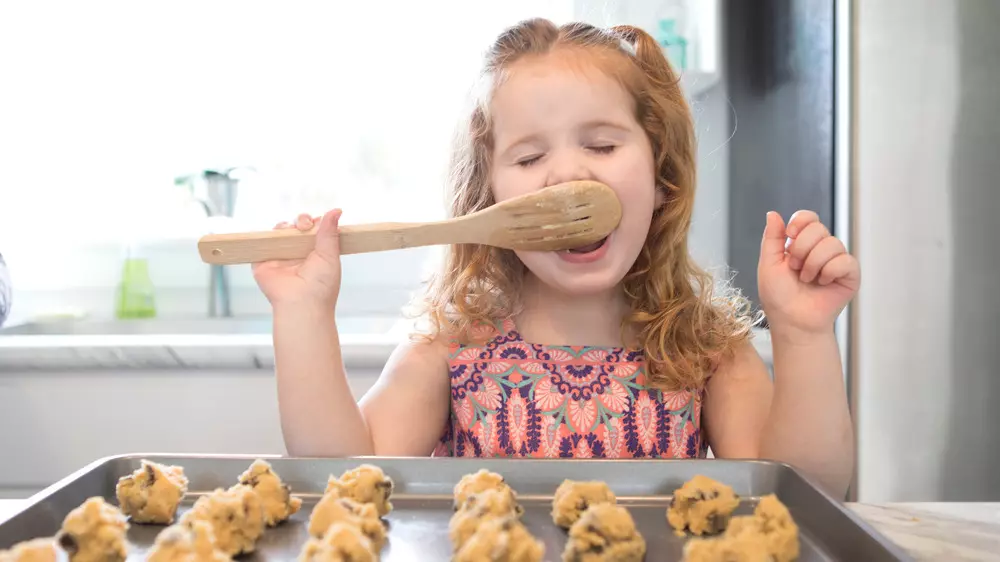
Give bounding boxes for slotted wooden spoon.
[197,180,621,265]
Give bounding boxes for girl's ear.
[655,183,668,208]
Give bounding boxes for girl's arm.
[274,301,451,457]
[705,210,858,498]
[703,337,854,498]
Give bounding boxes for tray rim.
[8,453,914,561]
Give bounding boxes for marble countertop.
[1,499,998,560]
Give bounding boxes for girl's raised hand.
[757,210,860,341]
[251,209,344,308]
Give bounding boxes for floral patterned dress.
[432,319,708,459]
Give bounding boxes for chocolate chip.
[375,480,392,491]
[709,490,719,499]
[707,513,729,534]
[577,499,589,512]
[144,463,156,486]
[56,532,78,555]
[586,543,605,554]
[586,525,600,535]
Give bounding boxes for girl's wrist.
[768,323,836,349]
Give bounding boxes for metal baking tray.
[0,455,912,561]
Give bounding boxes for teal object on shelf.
[658,19,688,71]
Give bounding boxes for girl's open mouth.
[558,235,611,264]
[565,237,608,254]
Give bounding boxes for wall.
[0,368,381,498]
[854,0,1000,502]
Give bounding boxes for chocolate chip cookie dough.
[667,475,741,536]
[179,486,264,557]
[298,524,378,562]
[147,521,231,562]
[325,465,394,517]
[55,497,128,562]
[236,459,302,527]
[116,460,189,525]
[308,495,386,549]
[552,480,617,529]
[562,504,646,562]
[453,516,544,562]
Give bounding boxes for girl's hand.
[757,210,860,341]
[251,209,344,308]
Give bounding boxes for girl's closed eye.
[516,154,544,167]
[588,145,616,155]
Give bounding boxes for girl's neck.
[514,274,629,347]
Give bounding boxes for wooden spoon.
[197,180,621,265]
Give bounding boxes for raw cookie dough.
[298,523,378,562]
[179,486,264,557]
[325,465,393,517]
[308,495,386,549]
[723,495,799,562]
[667,475,740,536]
[236,459,302,526]
[562,504,646,562]
[682,532,771,562]
[55,497,128,562]
[448,489,522,550]
[0,538,64,562]
[453,516,544,562]
[552,480,617,529]
[147,521,231,562]
[452,469,520,513]
[115,460,189,524]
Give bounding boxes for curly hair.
[413,18,754,391]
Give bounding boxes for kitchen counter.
[1,499,997,560]
[0,318,777,372]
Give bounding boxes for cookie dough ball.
[236,459,302,526]
[56,497,128,562]
[682,532,771,562]
[453,516,544,562]
[0,538,63,562]
[667,475,740,536]
[308,495,386,549]
[453,470,520,513]
[115,460,189,525]
[552,480,617,529]
[562,504,645,562]
[179,487,264,556]
[723,495,799,562]
[147,521,231,562]
[448,489,522,550]
[298,524,378,562]
[325,465,393,517]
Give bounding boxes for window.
[0,1,577,324]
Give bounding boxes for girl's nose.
[543,150,595,187]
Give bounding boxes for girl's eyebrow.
[497,132,545,158]
[578,119,632,133]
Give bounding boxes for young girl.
[252,20,858,497]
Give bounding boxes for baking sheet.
[0,455,913,561]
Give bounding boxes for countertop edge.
[0,328,773,372]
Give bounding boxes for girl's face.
[489,51,659,297]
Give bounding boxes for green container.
[115,250,157,319]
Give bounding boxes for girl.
[252,20,858,497]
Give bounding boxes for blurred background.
[0,0,997,504]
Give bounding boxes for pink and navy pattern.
[433,319,707,459]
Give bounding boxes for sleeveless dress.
[432,319,708,459]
